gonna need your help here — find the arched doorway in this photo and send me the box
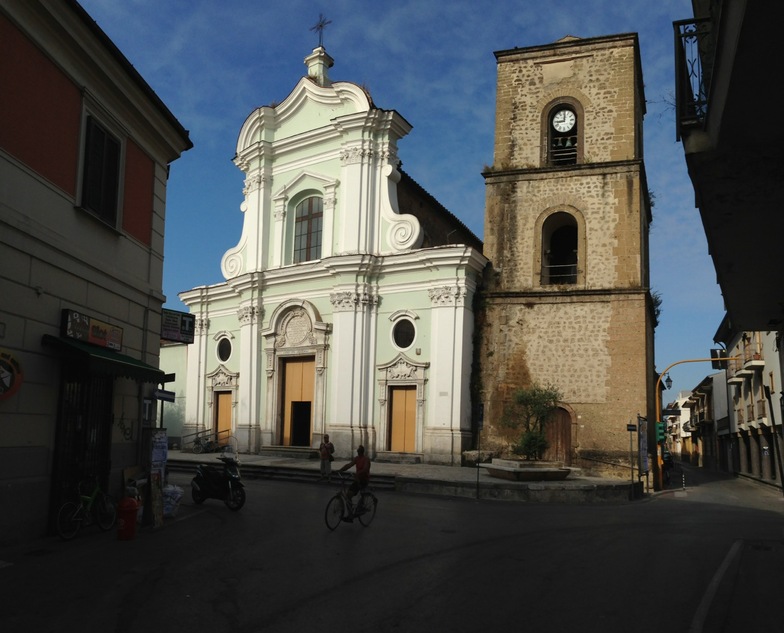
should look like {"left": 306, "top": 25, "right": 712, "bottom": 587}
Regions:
{"left": 543, "top": 407, "right": 572, "bottom": 465}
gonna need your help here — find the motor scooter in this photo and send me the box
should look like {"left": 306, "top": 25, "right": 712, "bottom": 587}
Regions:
{"left": 191, "top": 453, "right": 246, "bottom": 510}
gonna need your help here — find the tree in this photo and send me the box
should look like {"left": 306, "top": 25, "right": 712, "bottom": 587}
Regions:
{"left": 500, "top": 383, "right": 563, "bottom": 460}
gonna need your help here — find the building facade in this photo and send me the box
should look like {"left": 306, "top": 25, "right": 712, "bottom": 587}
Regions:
{"left": 479, "top": 34, "right": 656, "bottom": 475}
{"left": 0, "top": 0, "right": 191, "bottom": 543}
{"left": 162, "top": 47, "right": 485, "bottom": 465}
{"left": 713, "top": 321, "right": 784, "bottom": 488}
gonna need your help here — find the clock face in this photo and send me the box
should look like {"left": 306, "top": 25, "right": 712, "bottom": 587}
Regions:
{"left": 552, "top": 109, "right": 576, "bottom": 133}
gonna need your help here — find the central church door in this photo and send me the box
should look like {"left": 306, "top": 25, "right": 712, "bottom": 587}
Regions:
{"left": 282, "top": 357, "right": 315, "bottom": 446}
{"left": 389, "top": 386, "right": 417, "bottom": 452}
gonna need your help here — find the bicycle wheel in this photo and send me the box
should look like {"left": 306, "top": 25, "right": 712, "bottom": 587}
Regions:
{"left": 357, "top": 492, "right": 377, "bottom": 527}
{"left": 56, "top": 501, "right": 82, "bottom": 540}
{"left": 193, "top": 442, "right": 204, "bottom": 454}
{"left": 325, "top": 495, "right": 345, "bottom": 531}
{"left": 94, "top": 493, "right": 117, "bottom": 530}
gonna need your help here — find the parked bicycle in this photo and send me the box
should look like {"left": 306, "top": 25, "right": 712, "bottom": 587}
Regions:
{"left": 324, "top": 472, "right": 377, "bottom": 530}
{"left": 192, "top": 435, "right": 219, "bottom": 454}
{"left": 56, "top": 478, "right": 117, "bottom": 540}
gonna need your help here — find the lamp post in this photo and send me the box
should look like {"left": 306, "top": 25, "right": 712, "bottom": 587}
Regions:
{"left": 652, "top": 357, "right": 739, "bottom": 490}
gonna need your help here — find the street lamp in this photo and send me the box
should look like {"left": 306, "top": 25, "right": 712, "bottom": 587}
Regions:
{"left": 652, "top": 357, "right": 739, "bottom": 491}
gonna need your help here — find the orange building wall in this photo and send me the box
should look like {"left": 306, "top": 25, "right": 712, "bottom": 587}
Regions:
{"left": 0, "top": 14, "right": 81, "bottom": 195}
{"left": 122, "top": 138, "right": 154, "bottom": 245}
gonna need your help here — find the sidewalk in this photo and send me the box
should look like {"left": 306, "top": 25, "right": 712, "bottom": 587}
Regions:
{"left": 167, "top": 450, "right": 642, "bottom": 504}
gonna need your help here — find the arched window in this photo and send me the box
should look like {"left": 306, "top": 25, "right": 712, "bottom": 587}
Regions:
{"left": 293, "top": 196, "right": 323, "bottom": 263}
{"left": 548, "top": 105, "right": 578, "bottom": 166}
{"left": 542, "top": 212, "right": 578, "bottom": 285}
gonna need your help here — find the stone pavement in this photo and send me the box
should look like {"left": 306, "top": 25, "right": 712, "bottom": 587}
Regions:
{"left": 166, "top": 450, "right": 643, "bottom": 503}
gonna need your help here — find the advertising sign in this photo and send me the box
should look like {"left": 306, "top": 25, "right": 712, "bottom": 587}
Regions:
{"left": 0, "top": 348, "right": 23, "bottom": 400}
{"left": 161, "top": 309, "right": 195, "bottom": 344}
{"left": 61, "top": 309, "right": 123, "bottom": 350}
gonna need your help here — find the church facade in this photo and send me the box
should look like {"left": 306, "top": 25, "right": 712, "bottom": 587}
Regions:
{"left": 162, "top": 47, "right": 485, "bottom": 464}
{"left": 164, "top": 33, "right": 656, "bottom": 473}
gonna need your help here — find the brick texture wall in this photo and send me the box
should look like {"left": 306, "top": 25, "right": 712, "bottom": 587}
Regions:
{"left": 479, "top": 34, "right": 655, "bottom": 475}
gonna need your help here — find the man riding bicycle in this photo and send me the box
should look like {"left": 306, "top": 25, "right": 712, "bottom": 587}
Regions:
{"left": 338, "top": 445, "right": 370, "bottom": 505}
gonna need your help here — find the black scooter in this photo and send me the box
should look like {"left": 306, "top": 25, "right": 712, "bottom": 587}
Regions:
{"left": 191, "top": 454, "right": 246, "bottom": 510}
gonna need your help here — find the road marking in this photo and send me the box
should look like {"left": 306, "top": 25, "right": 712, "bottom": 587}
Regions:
{"left": 688, "top": 539, "right": 742, "bottom": 633}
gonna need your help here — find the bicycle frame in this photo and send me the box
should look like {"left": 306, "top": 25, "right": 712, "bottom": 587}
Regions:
{"left": 56, "top": 478, "right": 117, "bottom": 539}
{"left": 325, "top": 473, "right": 377, "bottom": 530}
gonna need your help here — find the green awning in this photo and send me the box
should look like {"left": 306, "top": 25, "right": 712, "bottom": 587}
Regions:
{"left": 42, "top": 334, "right": 164, "bottom": 383}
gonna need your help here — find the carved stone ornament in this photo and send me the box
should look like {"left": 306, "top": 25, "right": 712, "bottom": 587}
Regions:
{"left": 194, "top": 317, "right": 210, "bottom": 335}
{"left": 428, "top": 286, "right": 460, "bottom": 306}
{"left": 207, "top": 365, "right": 239, "bottom": 389}
{"left": 330, "top": 291, "right": 358, "bottom": 312}
{"left": 276, "top": 308, "right": 313, "bottom": 348}
{"left": 340, "top": 146, "right": 375, "bottom": 165}
{"left": 388, "top": 358, "right": 417, "bottom": 380}
{"left": 237, "top": 305, "right": 258, "bottom": 325}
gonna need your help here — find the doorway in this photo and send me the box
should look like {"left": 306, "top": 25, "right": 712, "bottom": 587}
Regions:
{"left": 214, "top": 391, "right": 232, "bottom": 446}
{"left": 389, "top": 386, "right": 417, "bottom": 452}
{"left": 543, "top": 407, "right": 572, "bottom": 465}
{"left": 282, "top": 357, "right": 315, "bottom": 446}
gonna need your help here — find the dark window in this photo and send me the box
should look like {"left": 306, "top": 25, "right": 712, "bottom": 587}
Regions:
{"left": 293, "top": 197, "right": 323, "bottom": 263}
{"left": 542, "top": 213, "right": 578, "bottom": 285}
{"left": 81, "top": 115, "right": 120, "bottom": 225}
{"left": 217, "top": 338, "right": 232, "bottom": 362}
{"left": 393, "top": 319, "right": 416, "bottom": 349}
{"left": 548, "top": 107, "right": 578, "bottom": 166}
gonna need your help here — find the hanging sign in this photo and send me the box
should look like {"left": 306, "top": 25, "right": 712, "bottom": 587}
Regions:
{"left": 0, "top": 348, "right": 23, "bottom": 400}
{"left": 161, "top": 309, "right": 195, "bottom": 344}
{"left": 61, "top": 309, "right": 123, "bottom": 351}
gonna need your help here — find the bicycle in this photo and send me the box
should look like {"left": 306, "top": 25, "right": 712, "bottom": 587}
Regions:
{"left": 324, "top": 472, "right": 377, "bottom": 531}
{"left": 56, "top": 479, "right": 117, "bottom": 540}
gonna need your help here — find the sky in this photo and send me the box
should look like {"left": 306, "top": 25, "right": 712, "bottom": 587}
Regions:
{"left": 78, "top": 0, "right": 726, "bottom": 400}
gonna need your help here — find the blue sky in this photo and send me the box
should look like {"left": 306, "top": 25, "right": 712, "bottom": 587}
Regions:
{"left": 78, "top": 0, "right": 724, "bottom": 400}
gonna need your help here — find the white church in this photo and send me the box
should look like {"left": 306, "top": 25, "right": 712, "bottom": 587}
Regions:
{"left": 161, "top": 46, "right": 485, "bottom": 464}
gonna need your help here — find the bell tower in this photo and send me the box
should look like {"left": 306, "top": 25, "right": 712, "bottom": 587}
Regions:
{"left": 479, "top": 34, "right": 655, "bottom": 474}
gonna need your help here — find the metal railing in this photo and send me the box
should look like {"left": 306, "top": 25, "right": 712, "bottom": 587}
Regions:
{"left": 674, "top": 18, "right": 711, "bottom": 140}
{"left": 542, "top": 263, "right": 577, "bottom": 285}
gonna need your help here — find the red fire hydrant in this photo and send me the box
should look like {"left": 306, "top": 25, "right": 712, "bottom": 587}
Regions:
{"left": 117, "top": 496, "right": 139, "bottom": 541}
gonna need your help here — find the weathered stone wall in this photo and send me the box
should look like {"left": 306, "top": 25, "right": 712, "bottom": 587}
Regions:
{"left": 493, "top": 34, "right": 641, "bottom": 170}
{"left": 479, "top": 34, "right": 654, "bottom": 476}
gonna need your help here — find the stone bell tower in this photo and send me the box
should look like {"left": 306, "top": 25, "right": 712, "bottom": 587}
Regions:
{"left": 478, "top": 33, "right": 656, "bottom": 475}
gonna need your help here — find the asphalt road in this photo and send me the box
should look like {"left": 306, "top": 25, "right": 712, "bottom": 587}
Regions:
{"left": 1, "top": 464, "right": 782, "bottom": 633}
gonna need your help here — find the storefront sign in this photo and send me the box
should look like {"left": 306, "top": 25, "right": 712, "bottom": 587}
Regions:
{"left": 161, "top": 308, "right": 195, "bottom": 344}
{"left": 61, "top": 309, "right": 123, "bottom": 351}
{"left": 0, "top": 348, "right": 23, "bottom": 400}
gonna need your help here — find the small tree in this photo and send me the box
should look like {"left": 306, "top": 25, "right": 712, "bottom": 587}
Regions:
{"left": 500, "top": 383, "right": 562, "bottom": 460}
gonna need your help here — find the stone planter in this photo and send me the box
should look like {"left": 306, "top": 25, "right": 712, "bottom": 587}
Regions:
{"left": 480, "top": 458, "right": 571, "bottom": 481}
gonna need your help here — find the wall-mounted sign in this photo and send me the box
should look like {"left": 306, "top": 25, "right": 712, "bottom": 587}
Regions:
{"left": 61, "top": 309, "right": 123, "bottom": 350}
{"left": 161, "top": 308, "right": 195, "bottom": 344}
{"left": 0, "top": 348, "right": 23, "bottom": 400}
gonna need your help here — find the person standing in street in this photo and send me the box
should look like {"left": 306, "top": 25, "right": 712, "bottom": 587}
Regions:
{"left": 319, "top": 434, "right": 335, "bottom": 481}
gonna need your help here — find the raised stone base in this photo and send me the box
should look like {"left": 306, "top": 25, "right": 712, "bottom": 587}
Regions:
{"left": 481, "top": 458, "right": 571, "bottom": 481}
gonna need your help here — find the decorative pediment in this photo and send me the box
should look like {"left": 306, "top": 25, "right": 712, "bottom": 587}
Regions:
{"left": 206, "top": 365, "right": 239, "bottom": 389}
{"left": 377, "top": 353, "right": 429, "bottom": 382}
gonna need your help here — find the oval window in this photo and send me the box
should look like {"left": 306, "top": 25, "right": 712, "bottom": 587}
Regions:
{"left": 392, "top": 319, "right": 415, "bottom": 349}
{"left": 217, "top": 338, "right": 232, "bottom": 362}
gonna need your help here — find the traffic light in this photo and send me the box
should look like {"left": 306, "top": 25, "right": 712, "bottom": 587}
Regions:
{"left": 655, "top": 422, "right": 665, "bottom": 442}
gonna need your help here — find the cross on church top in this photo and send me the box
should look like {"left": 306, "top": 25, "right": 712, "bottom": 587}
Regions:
{"left": 310, "top": 13, "right": 332, "bottom": 48}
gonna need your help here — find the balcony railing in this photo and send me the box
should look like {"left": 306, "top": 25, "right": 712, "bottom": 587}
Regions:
{"left": 542, "top": 264, "right": 577, "bottom": 285}
{"left": 757, "top": 399, "right": 767, "bottom": 420}
{"left": 674, "top": 18, "right": 711, "bottom": 140}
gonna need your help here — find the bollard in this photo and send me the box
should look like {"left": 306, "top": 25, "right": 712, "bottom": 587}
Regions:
{"left": 117, "top": 496, "right": 139, "bottom": 541}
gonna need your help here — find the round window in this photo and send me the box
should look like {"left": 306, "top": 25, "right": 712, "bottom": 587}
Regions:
{"left": 392, "top": 319, "right": 415, "bottom": 349}
{"left": 217, "top": 338, "right": 232, "bottom": 362}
